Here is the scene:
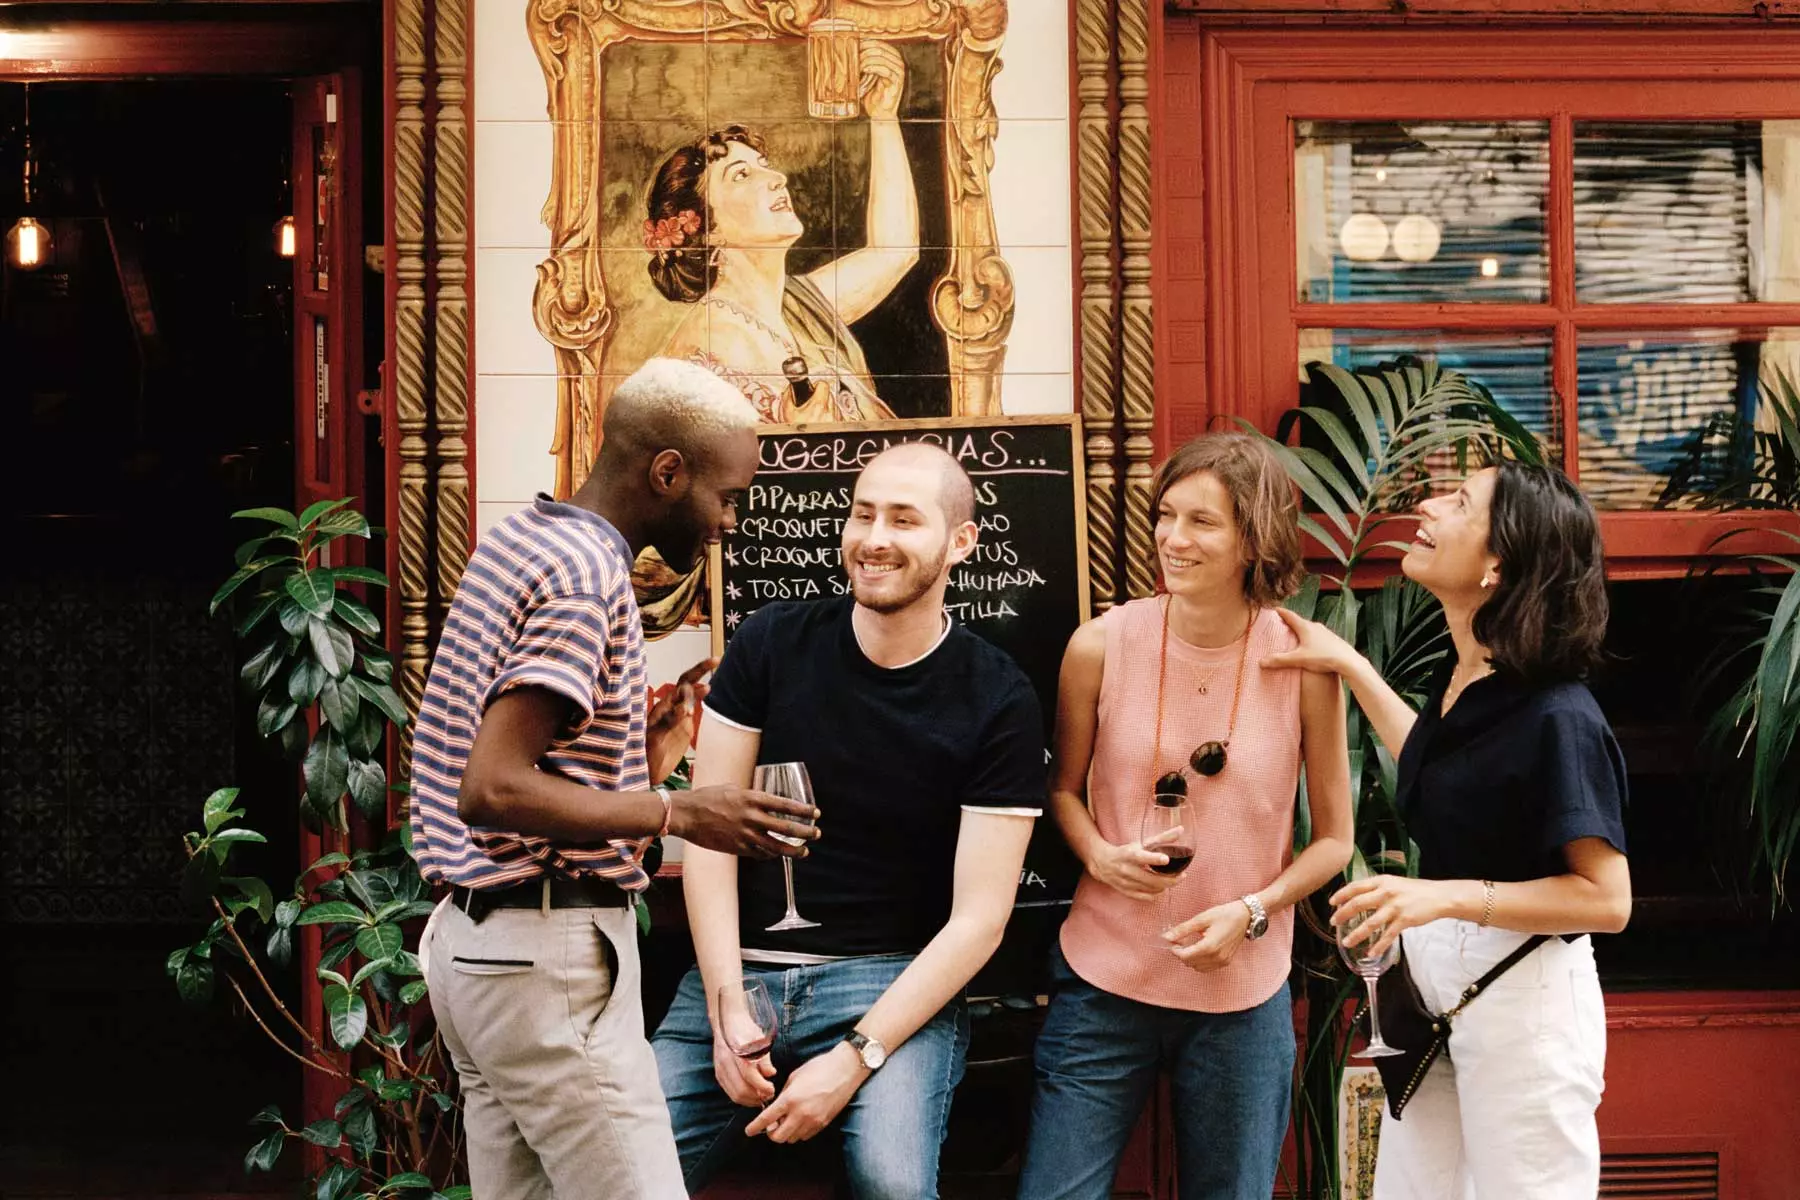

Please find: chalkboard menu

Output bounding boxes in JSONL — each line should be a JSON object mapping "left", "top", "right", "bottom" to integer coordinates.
{"left": 709, "top": 414, "right": 1089, "bottom": 996}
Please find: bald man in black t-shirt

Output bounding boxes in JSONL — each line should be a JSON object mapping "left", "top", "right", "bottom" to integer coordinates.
{"left": 651, "top": 444, "right": 1045, "bottom": 1200}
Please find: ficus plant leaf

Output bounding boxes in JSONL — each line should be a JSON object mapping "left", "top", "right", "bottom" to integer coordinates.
{"left": 176, "top": 500, "right": 459, "bottom": 1197}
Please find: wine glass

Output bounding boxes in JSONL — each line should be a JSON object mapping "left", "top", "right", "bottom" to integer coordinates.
{"left": 754, "top": 761, "right": 820, "bottom": 931}
{"left": 716, "top": 977, "right": 779, "bottom": 1062}
{"left": 1337, "top": 911, "right": 1404, "bottom": 1058}
{"left": 1142, "top": 779, "right": 1192, "bottom": 933}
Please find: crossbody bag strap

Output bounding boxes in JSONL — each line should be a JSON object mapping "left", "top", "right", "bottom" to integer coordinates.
{"left": 1440, "top": 934, "right": 1552, "bottom": 1022}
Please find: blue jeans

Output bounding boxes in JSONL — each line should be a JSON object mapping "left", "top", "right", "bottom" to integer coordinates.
{"left": 1017, "top": 946, "right": 1295, "bottom": 1200}
{"left": 651, "top": 954, "right": 969, "bottom": 1200}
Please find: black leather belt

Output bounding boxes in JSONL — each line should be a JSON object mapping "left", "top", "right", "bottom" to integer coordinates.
{"left": 452, "top": 877, "right": 630, "bottom": 923}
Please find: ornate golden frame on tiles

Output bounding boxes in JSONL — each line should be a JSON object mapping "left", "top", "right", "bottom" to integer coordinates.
{"left": 527, "top": 0, "right": 1017, "bottom": 496}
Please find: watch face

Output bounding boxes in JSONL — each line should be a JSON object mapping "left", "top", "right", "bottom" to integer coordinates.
{"left": 862, "top": 1041, "right": 888, "bottom": 1070}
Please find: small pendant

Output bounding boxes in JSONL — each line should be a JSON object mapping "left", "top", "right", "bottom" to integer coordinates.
{"left": 1198, "top": 684, "right": 1209, "bottom": 695}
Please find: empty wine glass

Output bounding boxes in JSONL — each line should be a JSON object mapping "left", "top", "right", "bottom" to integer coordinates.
{"left": 716, "top": 977, "right": 778, "bottom": 1061}
{"left": 754, "top": 761, "right": 820, "bottom": 931}
{"left": 1337, "top": 910, "right": 1404, "bottom": 1058}
{"left": 1142, "top": 781, "right": 1192, "bottom": 933}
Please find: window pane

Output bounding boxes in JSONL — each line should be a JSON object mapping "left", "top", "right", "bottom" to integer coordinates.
{"left": 1576, "top": 329, "right": 1799, "bottom": 509}
{"left": 1574, "top": 121, "right": 1800, "bottom": 304}
{"left": 1295, "top": 121, "right": 1549, "bottom": 304}
{"left": 1299, "top": 329, "right": 1560, "bottom": 467}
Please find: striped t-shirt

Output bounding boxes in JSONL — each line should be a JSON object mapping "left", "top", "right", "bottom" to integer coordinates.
{"left": 409, "top": 495, "right": 651, "bottom": 890}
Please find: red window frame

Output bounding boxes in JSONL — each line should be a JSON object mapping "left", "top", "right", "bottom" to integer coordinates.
{"left": 1167, "top": 26, "right": 1800, "bottom": 578}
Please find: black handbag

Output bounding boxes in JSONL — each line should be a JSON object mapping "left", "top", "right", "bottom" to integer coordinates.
{"left": 1371, "top": 934, "right": 1550, "bottom": 1119}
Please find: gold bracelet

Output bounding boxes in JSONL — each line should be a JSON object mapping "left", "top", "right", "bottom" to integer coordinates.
{"left": 1478, "top": 879, "right": 1496, "bottom": 928}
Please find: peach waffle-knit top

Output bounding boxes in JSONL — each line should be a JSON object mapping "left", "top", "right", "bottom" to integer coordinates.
{"left": 1060, "top": 598, "right": 1303, "bottom": 1013}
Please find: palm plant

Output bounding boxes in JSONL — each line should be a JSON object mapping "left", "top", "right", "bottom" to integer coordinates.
{"left": 1246, "top": 354, "right": 1542, "bottom": 1199}
{"left": 1680, "top": 367, "right": 1800, "bottom": 911}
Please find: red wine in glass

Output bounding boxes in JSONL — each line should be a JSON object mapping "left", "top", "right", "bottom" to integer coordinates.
{"left": 1150, "top": 845, "right": 1195, "bottom": 875}
{"left": 716, "top": 977, "right": 779, "bottom": 1061}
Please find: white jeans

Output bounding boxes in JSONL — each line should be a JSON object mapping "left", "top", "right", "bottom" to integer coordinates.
{"left": 1374, "top": 920, "right": 1606, "bottom": 1200}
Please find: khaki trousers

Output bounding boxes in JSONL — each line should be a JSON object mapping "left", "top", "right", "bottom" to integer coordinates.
{"left": 424, "top": 896, "right": 686, "bottom": 1200}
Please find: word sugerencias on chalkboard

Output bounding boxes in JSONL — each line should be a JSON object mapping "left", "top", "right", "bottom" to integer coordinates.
{"left": 719, "top": 422, "right": 1075, "bottom": 632}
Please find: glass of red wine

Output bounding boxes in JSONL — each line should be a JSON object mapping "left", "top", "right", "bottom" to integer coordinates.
{"left": 716, "top": 977, "right": 779, "bottom": 1063}
{"left": 1143, "top": 775, "right": 1193, "bottom": 933}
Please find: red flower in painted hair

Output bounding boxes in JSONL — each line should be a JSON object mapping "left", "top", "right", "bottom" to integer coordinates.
{"left": 643, "top": 209, "right": 703, "bottom": 252}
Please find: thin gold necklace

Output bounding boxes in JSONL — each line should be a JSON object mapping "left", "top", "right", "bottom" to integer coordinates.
{"left": 1153, "top": 597, "right": 1254, "bottom": 774}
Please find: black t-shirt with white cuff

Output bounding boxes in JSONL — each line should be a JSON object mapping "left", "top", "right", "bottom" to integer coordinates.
{"left": 704, "top": 596, "right": 1045, "bottom": 960}
{"left": 1397, "top": 669, "right": 1628, "bottom": 888}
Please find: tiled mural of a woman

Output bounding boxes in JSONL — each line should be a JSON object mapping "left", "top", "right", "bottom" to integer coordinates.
{"left": 529, "top": 0, "right": 1021, "bottom": 632}
{"left": 643, "top": 43, "right": 915, "bottom": 423}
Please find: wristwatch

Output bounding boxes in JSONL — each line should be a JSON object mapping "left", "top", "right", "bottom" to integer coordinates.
{"left": 842, "top": 1029, "right": 888, "bottom": 1071}
{"left": 1241, "top": 893, "right": 1270, "bottom": 941}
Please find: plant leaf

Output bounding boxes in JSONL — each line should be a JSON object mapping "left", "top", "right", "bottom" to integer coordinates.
{"left": 400, "top": 979, "right": 429, "bottom": 1005}
{"left": 305, "top": 725, "right": 351, "bottom": 808}
{"left": 334, "top": 592, "right": 382, "bottom": 637}
{"left": 343, "top": 1104, "right": 378, "bottom": 1161}
{"left": 175, "top": 956, "right": 215, "bottom": 1005}
{"left": 301, "top": 1118, "right": 344, "bottom": 1148}
{"left": 297, "top": 497, "right": 357, "bottom": 528}
{"left": 325, "top": 984, "right": 370, "bottom": 1049}
{"left": 279, "top": 597, "right": 312, "bottom": 637}
{"left": 305, "top": 851, "right": 352, "bottom": 876}
{"left": 349, "top": 675, "right": 411, "bottom": 729}
{"left": 244, "top": 1130, "right": 285, "bottom": 1173}
{"left": 296, "top": 900, "right": 368, "bottom": 927}
{"left": 356, "top": 922, "right": 404, "bottom": 963}
{"left": 235, "top": 588, "right": 288, "bottom": 639}
{"left": 316, "top": 1159, "right": 362, "bottom": 1200}
{"left": 202, "top": 787, "right": 244, "bottom": 834}
{"left": 209, "top": 559, "right": 285, "bottom": 616}
{"left": 321, "top": 676, "right": 363, "bottom": 731}
{"left": 331, "top": 565, "right": 391, "bottom": 589}
{"left": 286, "top": 568, "right": 337, "bottom": 618}
{"left": 234, "top": 506, "right": 301, "bottom": 529}
{"left": 222, "top": 875, "right": 276, "bottom": 924}
{"left": 241, "top": 637, "right": 289, "bottom": 694}
{"left": 348, "top": 758, "right": 389, "bottom": 820}
{"left": 360, "top": 647, "right": 395, "bottom": 684}
{"left": 310, "top": 618, "right": 356, "bottom": 679}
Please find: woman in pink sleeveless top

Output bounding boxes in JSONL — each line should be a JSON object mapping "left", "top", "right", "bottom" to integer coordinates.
{"left": 1017, "top": 432, "right": 1353, "bottom": 1200}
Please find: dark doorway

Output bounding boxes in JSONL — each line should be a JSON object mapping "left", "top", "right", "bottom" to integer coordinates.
{"left": 0, "top": 79, "right": 306, "bottom": 1196}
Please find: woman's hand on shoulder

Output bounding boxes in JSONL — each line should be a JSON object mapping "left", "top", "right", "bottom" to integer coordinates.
{"left": 1261, "top": 607, "right": 1359, "bottom": 677}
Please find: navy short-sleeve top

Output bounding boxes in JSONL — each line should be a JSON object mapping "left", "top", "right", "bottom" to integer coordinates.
{"left": 1397, "top": 670, "right": 1628, "bottom": 883}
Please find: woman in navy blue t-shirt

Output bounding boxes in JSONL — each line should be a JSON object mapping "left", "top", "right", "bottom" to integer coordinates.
{"left": 1265, "top": 461, "right": 1631, "bottom": 1199}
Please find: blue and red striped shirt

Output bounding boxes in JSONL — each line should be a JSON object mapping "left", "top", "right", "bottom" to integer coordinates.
{"left": 409, "top": 495, "right": 652, "bottom": 890}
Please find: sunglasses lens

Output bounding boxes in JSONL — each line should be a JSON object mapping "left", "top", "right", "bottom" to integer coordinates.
{"left": 1154, "top": 770, "right": 1188, "bottom": 800}
{"left": 1191, "top": 742, "right": 1227, "bottom": 777}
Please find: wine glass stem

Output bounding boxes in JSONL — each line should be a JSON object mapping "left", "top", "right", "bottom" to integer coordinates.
{"left": 1364, "top": 974, "right": 1385, "bottom": 1044}
{"left": 781, "top": 859, "right": 801, "bottom": 920}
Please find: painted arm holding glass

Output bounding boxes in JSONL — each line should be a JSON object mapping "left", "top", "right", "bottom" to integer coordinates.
{"left": 1261, "top": 461, "right": 1632, "bottom": 1200}
{"left": 1017, "top": 432, "right": 1353, "bottom": 1200}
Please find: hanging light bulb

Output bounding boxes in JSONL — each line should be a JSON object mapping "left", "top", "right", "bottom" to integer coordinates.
{"left": 6, "top": 84, "right": 51, "bottom": 272}
{"left": 275, "top": 214, "right": 297, "bottom": 258}
{"left": 1338, "top": 212, "right": 1390, "bottom": 262}
{"left": 1480, "top": 257, "right": 1501, "bottom": 278}
{"left": 1392, "top": 214, "right": 1443, "bottom": 264}
{"left": 6, "top": 216, "right": 49, "bottom": 270}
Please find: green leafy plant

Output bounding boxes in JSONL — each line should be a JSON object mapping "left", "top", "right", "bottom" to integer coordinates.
{"left": 169, "top": 501, "right": 466, "bottom": 1200}
{"left": 1249, "top": 355, "right": 1542, "bottom": 1199}
{"left": 1695, "top": 533, "right": 1800, "bottom": 911}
